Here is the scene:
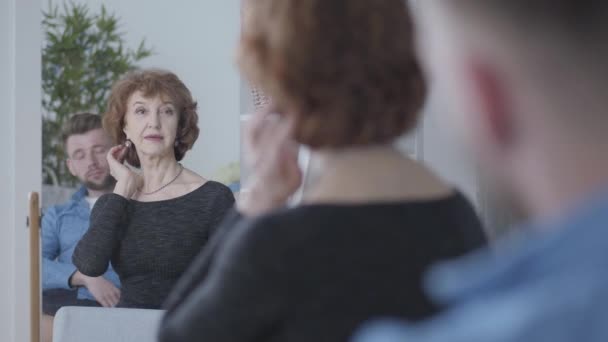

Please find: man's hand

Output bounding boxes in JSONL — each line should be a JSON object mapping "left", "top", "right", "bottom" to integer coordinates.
{"left": 71, "top": 271, "right": 121, "bottom": 307}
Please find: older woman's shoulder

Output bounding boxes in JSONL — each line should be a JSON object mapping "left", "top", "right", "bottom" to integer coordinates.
{"left": 180, "top": 167, "right": 206, "bottom": 186}
{"left": 201, "top": 181, "right": 234, "bottom": 198}
{"left": 177, "top": 167, "right": 235, "bottom": 202}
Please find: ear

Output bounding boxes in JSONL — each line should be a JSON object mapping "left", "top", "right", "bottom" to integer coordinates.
{"left": 466, "top": 60, "right": 514, "bottom": 149}
{"left": 66, "top": 158, "right": 77, "bottom": 177}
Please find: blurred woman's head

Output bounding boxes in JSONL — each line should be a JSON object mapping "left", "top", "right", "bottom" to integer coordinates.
{"left": 238, "top": 0, "right": 426, "bottom": 149}
{"left": 103, "top": 69, "right": 199, "bottom": 167}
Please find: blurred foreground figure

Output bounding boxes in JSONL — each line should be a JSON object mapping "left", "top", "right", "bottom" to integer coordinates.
{"left": 355, "top": 1, "right": 608, "bottom": 342}
{"left": 158, "top": 0, "right": 486, "bottom": 341}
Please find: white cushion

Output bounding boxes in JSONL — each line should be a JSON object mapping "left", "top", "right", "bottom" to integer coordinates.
{"left": 53, "top": 306, "right": 165, "bottom": 342}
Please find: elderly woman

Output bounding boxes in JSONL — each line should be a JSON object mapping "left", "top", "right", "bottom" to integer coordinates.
{"left": 158, "top": 1, "right": 486, "bottom": 341}
{"left": 72, "top": 69, "right": 235, "bottom": 309}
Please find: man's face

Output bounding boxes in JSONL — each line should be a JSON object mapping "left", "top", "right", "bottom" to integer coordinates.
{"left": 65, "top": 128, "right": 114, "bottom": 191}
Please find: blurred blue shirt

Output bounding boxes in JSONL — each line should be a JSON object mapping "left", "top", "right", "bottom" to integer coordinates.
{"left": 354, "top": 188, "right": 608, "bottom": 342}
{"left": 42, "top": 186, "right": 121, "bottom": 300}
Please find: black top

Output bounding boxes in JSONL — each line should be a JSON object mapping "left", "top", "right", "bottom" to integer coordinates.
{"left": 72, "top": 181, "right": 235, "bottom": 309}
{"left": 158, "top": 192, "right": 486, "bottom": 342}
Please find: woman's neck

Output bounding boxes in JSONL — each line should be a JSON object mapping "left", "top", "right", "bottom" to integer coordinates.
{"left": 138, "top": 155, "right": 182, "bottom": 193}
{"left": 313, "top": 144, "right": 400, "bottom": 166}
{"left": 301, "top": 144, "right": 450, "bottom": 204}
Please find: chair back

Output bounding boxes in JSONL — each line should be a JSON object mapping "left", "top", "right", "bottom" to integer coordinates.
{"left": 28, "top": 192, "right": 41, "bottom": 342}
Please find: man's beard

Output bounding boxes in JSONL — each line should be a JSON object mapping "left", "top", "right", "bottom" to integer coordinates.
{"left": 83, "top": 174, "right": 116, "bottom": 192}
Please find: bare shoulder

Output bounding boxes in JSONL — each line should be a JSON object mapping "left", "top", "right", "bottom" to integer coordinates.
{"left": 179, "top": 167, "right": 208, "bottom": 192}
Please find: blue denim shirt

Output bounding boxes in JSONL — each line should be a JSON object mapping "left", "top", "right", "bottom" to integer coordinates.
{"left": 354, "top": 188, "right": 608, "bottom": 342}
{"left": 42, "top": 186, "right": 121, "bottom": 300}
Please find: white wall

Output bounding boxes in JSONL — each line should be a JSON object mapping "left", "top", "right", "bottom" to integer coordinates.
{"left": 394, "top": 93, "right": 479, "bottom": 207}
{"left": 0, "top": 1, "right": 15, "bottom": 340}
{"left": 46, "top": 0, "right": 242, "bottom": 178}
{"left": 40, "top": 0, "right": 480, "bottom": 205}
{"left": 1, "top": 0, "right": 42, "bottom": 341}
{"left": 420, "top": 88, "right": 480, "bottom": 206}
{"left": 400, "top": 0, "right": 479, "bottom": 206}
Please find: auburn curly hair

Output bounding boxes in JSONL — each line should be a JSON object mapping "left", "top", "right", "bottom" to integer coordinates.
{"left": 103, "top": 69, "right": 199, "bottom": 167}
{"left": 238, "top": 0, "right": 426, "bottom": 148}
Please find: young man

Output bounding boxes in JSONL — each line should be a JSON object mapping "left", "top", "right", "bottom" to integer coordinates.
{"left": 356, "top": 1, "right": 608, "bottom": 341}
{"left": 42, "top": 113, "right": 120, "bottom": 340}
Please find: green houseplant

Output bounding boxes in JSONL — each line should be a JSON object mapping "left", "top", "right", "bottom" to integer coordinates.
{"left": 42, "top": 1, "right": 152, "bottom": 186}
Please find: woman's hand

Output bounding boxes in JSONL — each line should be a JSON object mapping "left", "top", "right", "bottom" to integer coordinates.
{"left": 238, "top": 110, "right": 303, "bottom": 216}
{"left": 70, "top": 271, "right": 121, "bottom": 307}
{"left": 107, "top": 144, "right": 142, "bottom": 199}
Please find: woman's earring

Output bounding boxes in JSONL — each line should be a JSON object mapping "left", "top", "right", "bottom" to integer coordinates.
{"left": 125, "top": 139, "right": 133, "bottom": 148}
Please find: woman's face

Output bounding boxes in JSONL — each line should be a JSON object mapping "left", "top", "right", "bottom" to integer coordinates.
{"left": 123, "top": 90, "right": 179, "bottom": 160}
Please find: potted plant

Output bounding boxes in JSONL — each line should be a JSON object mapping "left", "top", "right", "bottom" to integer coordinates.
{"left": 42, "top": 1, "right": 153, "bottom": 189}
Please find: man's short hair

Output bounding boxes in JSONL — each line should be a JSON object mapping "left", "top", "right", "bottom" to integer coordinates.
{"left": 447, "top": 1, "right": 608, "bottom": 67}
{"left": 448, "top": 1, "right": 608, "bottom": 29}
{"left": 61, "top": 112, "right": 103, "bottom": 147}
{"left": 445, "top": 1, "right": 608, "bottom": 132}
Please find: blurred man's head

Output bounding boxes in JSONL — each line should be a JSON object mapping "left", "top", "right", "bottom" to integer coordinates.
{"left": 63, "top": 113, "right": 114, "bottom": 193}
{"left": 415, "top": 1, "right": 608, "bottom": 218}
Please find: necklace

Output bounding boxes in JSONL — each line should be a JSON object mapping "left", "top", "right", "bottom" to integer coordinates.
{"left": 140, "top": 163, "right": 184, "bottom": 195}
